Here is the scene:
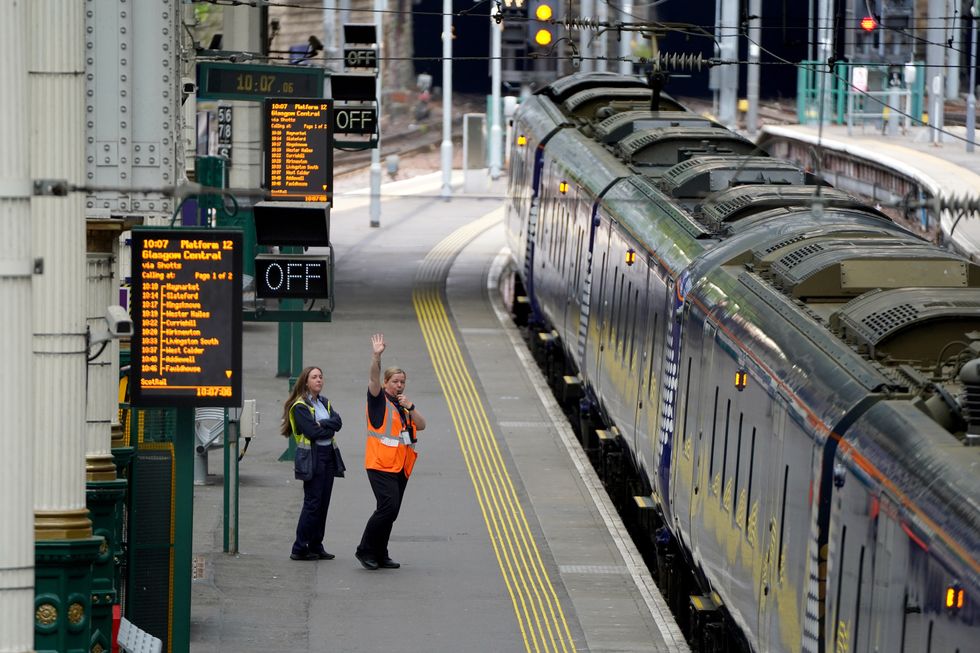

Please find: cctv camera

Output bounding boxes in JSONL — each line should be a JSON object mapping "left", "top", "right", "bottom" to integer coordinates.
{"left": 105, "top": 305, "right": 133, "bottom": 337}
{"left": 181, "top": 77, "right": 197, "bottom": 94}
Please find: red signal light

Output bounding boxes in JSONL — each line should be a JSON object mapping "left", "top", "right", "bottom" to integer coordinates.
{"left": 860, "top": 16, "right": 877, "bottom": 31}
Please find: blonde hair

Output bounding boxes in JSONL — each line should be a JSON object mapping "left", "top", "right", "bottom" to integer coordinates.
{"left": 280, "top": 366, "right": 322, "bottom": 437}
{"left": 383, "top": 367, "right": 406, "bottom": 384}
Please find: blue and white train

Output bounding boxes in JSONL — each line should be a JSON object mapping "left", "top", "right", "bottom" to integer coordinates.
{"left": 504, "top": 71, "right": 979, "bottom": 652}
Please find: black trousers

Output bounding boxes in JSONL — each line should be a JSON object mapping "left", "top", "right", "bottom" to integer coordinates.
{"left": 292, "top": 444, "right": 336, "bottom": 555}
{"left": 356, "top": 468, "right": 409, "bottom": 560}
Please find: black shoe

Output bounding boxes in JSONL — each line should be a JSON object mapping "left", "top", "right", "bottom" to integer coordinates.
{"left": 355, "top": 551, "right": 379, "bottom": 570}
{"left": 379, "top": 558, "right": 400, "bottom": 569}
{"left": 290, "top": 551, "right": 319, "bottom": 561}
{"left": 314, "top": 550, "right": 335, "bottom": 560}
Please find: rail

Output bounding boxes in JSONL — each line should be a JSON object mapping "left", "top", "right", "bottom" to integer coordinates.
{"left": 846, "top": 87, "right": 912, "bottom": 136}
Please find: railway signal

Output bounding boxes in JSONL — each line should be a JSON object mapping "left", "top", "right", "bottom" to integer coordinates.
{"left": 528, "top": 0, "right": 556, "bottom": 49}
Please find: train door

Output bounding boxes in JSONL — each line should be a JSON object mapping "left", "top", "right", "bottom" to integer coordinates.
{"left": 867, "top": 510, "right": 905, "bottom": 652}
{"left": 561, "top": 192, "right": 587, "bottom": 348}
{"left": 589, "top": 217, "right": 612, "bottom": 395}
{"left": 633, "top": 265, "right": 667, "bottom": 484}
{"left": 682, "top": 320, "right": 715, "bottom": 560}
{"left": 622, "top": 248, "right": 649, "bottom": 458}
{"left": 757, "top": 402, "right": 786, "bottom": 652}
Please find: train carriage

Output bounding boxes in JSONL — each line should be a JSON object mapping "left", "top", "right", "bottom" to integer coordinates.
{"left": 505, "top": 72, "right": 980, "bottom": 652}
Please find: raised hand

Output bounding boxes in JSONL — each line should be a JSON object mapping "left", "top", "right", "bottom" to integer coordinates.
{"left": 371, "top": 333, "right": 386, "bottom": 356}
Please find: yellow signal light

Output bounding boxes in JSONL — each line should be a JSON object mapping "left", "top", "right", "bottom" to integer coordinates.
{"left": 958, "top": 588, "right": 965, "bottom": 609}
{"left": 517, "top": 134, "right": 527, "bottom": 146}
{"left": 535, "top": 28, "right": 553, "bottom": 47}
{"left": 947, "top": 587, "right": 956, "bottom": 608}
{"left": 558, "top": 180, "right": 568, "bottom": 194}
{"left": 535, "top": 4, "right": 553, "bottom": 20}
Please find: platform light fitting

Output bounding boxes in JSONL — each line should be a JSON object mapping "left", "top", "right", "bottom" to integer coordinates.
{"left": 625, "top": 249, "right": 636, "bottom": 266}
{"left": 517, "top": 134, "right": 527, "bottom": 146}
{"left": 559, "top": 180, "right": 568, "bottom": 194}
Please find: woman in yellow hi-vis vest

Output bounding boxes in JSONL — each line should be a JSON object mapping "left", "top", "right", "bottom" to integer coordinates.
{"left": 355, "top": 333, "right": 426, "bottom": 570}
{"left": 281, "top": 366, "right": 344, "bottom": 561}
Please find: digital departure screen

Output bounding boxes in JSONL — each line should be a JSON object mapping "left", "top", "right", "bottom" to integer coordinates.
{"left": 130, "top": 229, "right": 243, "bottom": 407}
{"left": 263, "top": 98, "right": 333, "bottom": 203}
{"left": 197, "top": 62, "right": 323, "bottom": 101}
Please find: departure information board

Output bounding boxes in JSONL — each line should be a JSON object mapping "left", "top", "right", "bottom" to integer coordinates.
{"left": 263, "top": 98, "right": 333, "bottom": 203}
{"left": 130, "top": 229, "right": 243, "bottom": 407}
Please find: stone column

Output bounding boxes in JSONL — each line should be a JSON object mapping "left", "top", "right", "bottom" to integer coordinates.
{"left": 0, "top": 0, "right": 36, "bottom": 649}
{"left": 85, "top": 223, "right": 129, "bottom": 653}
{"left": 30, "top": 0, "right": 103, "bottom": 649}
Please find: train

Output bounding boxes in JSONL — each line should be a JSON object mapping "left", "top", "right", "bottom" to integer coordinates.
{"left": 503, "top": 71, "right": 980, "bottom": 652}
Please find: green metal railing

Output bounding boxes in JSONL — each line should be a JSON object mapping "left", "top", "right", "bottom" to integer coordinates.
{"left": 797, "top": 60, "right": 925, "bottom": 126}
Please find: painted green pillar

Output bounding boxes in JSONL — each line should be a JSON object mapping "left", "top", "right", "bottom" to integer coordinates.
{"left": 86, "top": 479, "right": 127, "bottom": 653}
{"left": 34, "top": 537, "right": 103, "bottom": 653}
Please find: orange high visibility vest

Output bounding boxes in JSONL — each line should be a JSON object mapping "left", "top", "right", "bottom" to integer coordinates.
{"left": 364, "top": 394, "right": 417, "bottom": 477}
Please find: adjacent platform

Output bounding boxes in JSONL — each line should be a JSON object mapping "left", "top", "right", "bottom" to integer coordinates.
{"left": 189, "top": 172, "right": 686, "bottom": 652}
{"left": 759, "top": 123, "right": 980, "bottom": 259}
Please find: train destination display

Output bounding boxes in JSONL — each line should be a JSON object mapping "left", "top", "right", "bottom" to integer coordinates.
{"left": 264, "top": 99, "right": 333, "bottom": 203}
{"left": 130, "top": 230, "right": 243, "bottom": 407}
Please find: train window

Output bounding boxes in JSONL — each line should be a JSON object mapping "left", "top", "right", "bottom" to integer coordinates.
{"left": 778, "top": 464, "right": 789, "bottom": 579}
{"left": 596, "top": 251, "right": 608, "bottom": 341}
{"left": 681, "top": 356, "right": 692, "bottom": 444}
{"left": 622, "top": 280, "right": 633, "bottom": 359}
{"left": 720, "top": 400, "right": 732, "bottom": 509}
{"left": 617, "top": 273, "right": 626, "bottom": 351}
{"left": 561, "top": 208, "right": 569, "bottom": 274}
{"left": 647, "top": 312, "right": 659, "bottom": 398}
{"left": 853, "top": 545, "right": 866, "bottom": 650}
{"left": 733, "top": 413, "right": 744, "bottom": 525}
{"left": 745, "top": 427, "right": 757, "bottom": 534}
{"left": 630, "top": 287, "right": 639, "bottom": 368}
{"left": 563, "top": 208, "right": 571, "bottom": 275}
{"left": 608, "top": 268, "right": 619, "bottom": 344}
{"left": 708, "top": 387, "right": 720, "bottom": 482}
{"left": 833, "top": 526, "right": 848, "bottom": 653}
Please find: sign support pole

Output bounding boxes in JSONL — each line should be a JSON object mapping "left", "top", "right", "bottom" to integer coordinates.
{"left": 490, "top": 16, "right": 502, "bottom": 179}
{"left": 370, "top": 0, "right": 385, "bottom": 227}
{"left": 172, "top": 407, "right": 195, "bottom": 653}
{"left": 441, "top": 0, "right": 453, "bottom": 199}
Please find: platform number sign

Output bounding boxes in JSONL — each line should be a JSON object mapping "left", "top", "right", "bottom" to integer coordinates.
{"left": 216, "top": 105, "right": 233, "bottom": 159}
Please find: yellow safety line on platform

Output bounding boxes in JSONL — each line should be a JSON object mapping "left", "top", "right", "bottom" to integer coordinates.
{"left": 412, "top": 209, "right": 576, "bottom": 653}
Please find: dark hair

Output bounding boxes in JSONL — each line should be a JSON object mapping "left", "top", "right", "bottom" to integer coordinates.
{"left": 280, "top": 366, "right": 322, "bottom": 437}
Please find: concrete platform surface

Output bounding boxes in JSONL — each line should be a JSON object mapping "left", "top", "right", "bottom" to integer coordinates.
{"left": 188, "top": 172, "right": 685, "bottom": 652}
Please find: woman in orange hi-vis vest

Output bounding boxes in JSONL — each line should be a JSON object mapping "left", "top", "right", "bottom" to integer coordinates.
{"left": 355, "top": 333, "right": 427, "bottom": 570}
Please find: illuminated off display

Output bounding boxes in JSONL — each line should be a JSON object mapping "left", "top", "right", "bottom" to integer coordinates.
{"left": 130, "top": 229, "right": 243, "bottom": 407}
{"left": 255, "top": 255, "right": 330, "bottom": 299}
{"left": 263, "top": 98, "right": 333, "bottom": 203}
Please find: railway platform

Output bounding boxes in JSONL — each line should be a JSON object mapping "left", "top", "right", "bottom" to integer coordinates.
{"left": 757, "top": 122, "right": 980, "bottom": 258}
{"left": 188, "top": 172, "right": 686, "bottom": 652}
